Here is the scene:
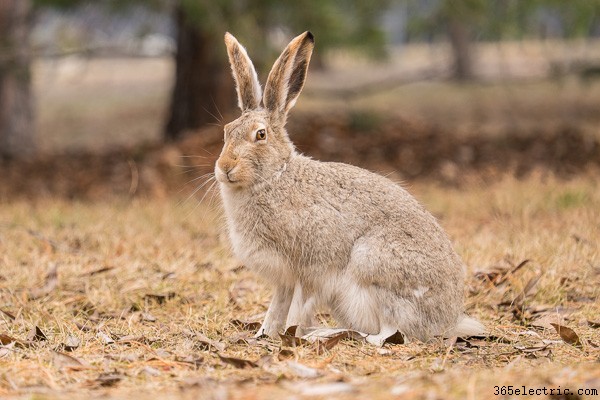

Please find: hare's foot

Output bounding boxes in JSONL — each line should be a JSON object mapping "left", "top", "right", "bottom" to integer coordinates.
{"left": 285, "top": 283, "right": 316, "bottom": 336}
{"left": 255, "top": 285, "right": 293, "bottom": 338}
{"left": 365, "top": 325, "right": 402, "bottom": 347}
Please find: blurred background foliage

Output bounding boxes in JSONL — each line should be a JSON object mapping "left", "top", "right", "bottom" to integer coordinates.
{"left": 1, "top": 0, "right": 600, "bottom": 158}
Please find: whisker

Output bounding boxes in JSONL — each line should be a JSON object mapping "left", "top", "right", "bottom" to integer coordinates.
{"left": 202, "top": 106, "right": 223, "bottom": 125}
{"left": 198, "top": 147, "right": 214, "bottom": 156}
{"left": 186, "top": 179, "right": 218, "bottom": 220}
{"left": 177, "top": 175, "right": 215, "bottom": 207}
{"left": 210, "top": 96, "right": 224, "bottom": 122}
{"left": 180, "top": 173, "right": 215, "bottom": 189}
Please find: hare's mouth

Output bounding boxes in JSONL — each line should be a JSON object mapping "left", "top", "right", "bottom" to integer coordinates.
{"left": 215, "top": 166, "right": 241, "bottom": 185}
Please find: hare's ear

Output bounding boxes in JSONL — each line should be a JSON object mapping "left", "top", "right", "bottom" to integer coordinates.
{"left": 224, "top": 32, "right": 262, "bottom": 111}
{"left": 263, "top": 31, "right": 314, "bottom": 116}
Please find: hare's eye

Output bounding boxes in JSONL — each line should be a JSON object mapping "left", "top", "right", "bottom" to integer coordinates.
{"left": 255, "top": 129, "right": 267, "bottom": 141}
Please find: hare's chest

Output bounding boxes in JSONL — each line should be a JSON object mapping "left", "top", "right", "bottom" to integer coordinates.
{"left": 227, "top": 223, "right": 294, "bottom": 285}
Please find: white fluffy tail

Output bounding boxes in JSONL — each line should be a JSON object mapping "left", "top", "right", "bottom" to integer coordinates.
{"left": 447, "top": 315, "right": 487, "bottom": 338}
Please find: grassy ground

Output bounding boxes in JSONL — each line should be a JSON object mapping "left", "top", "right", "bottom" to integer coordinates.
{"left": 1, "top": 171, "right": 599, "bottom": 399}
{"left": 6, "top": 40, "right": 599, "bottom": 399}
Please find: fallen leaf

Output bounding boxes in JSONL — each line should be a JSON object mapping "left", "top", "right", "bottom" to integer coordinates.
{"left": 302, "top": 328, "right": 367, "bottom": 343}
{"left": 227, "top": 332, "right": 257, "bottom": 345}
{"left": 291, "top": 382, "right": 354, "bottom": 396}
{"left": 141, "top": 312, "right": 156, "bottom": 322}
{"left": 475, "top": 259, "right": 530, "bottom": 287}
{"left": 218, "top": 354, "right": 258, "bottom": 369}
{"left": 0, "top": 333, "right": 30, "bottom": 348}
{"left": 0, "top": 309, "right": 16, "bottom": 321}
{"left": 144, "top": 293, "right": 176, "bottom": 305}
{"left": 79, "top": 266, "right": 115, "bottom": 277}
{"left": 511, "top": 274, "right": 542, "bottom": 305}
{"left": 280, "top": 330, "right": 309, "bottom": 347}
{"left": 97, "top": 331, "right": 115, "bottom": 345}
{"left": 27, "top": 326, "right": 47, "bottom": 342}
{"left": 28, "top": 264, "right": 58, "bottom": 300}
{"left": 189, "top": 331, "right": 226, "bottom": 352}
{"left": 175, "top": 355, "right": 203, "bottom": 368}
{"left": 286, "top": 361, "right": 321, "bottom": 378}
{"left": 530, "top": 315, "right": 565, "bottom": 330}
{"left": 278, "top": 349, "right": 295, "bottom": 361}
{"left": 514, "top": 343, "right": 551, "bottom": 353}
{"left": 384, "top": 330, "right": 405, "bottom": 345}
{"left": 588, "top": 320, "right": 600, "bottom": 329}
{"left": 95, "top": 373, "right": 122, "bottom": 387}
{"left": 74, "top": 322, "right": 93, "bottom": 332}
{"left": 230, "top": 319, "right": 262, "bottom": 331}
{"left": 313, "top": 331, "right": 348, "bottom": 355}
{"left": 140, "top": 366, "right": 162, "bottom": 376}
{"left": 52, "top": 351, "right": 88, "bottom": 370}
{"left": 550, "top": 323, "right": 583, "bottom": 348}
{"left": 61, "top": 335, "right": 81, "bottom": 351}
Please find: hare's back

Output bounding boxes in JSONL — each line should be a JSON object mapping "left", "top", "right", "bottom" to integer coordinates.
{"left": 304, "top": 158, "right": 462, "bottom": 265}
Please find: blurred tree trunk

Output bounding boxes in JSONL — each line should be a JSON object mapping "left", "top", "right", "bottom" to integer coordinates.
{"left": 164, "top": 4, "right": 236, "bottom": 141}
{"left": 0, "top": 0, "right": 35, "bottom": 158}
{"left": 447, "top": 18, "right": 474, "bottom": 81}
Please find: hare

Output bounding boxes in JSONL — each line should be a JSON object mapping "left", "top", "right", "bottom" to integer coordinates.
{"left": 215, "top": 31, "right": 485, "bottom": 345}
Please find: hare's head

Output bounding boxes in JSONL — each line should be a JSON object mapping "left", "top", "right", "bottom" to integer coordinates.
{"left": 215, "top": 31, "right": 314, "bottom": 189}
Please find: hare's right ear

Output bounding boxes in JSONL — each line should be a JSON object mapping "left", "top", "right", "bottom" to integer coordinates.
{"left": 224, "top": 32, "right": 262, "bottom": 111}
{"left": 263, "top": 31, "right": 314, "bottom": 117}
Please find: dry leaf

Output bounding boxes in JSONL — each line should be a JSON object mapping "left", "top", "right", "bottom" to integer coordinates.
{"left": 52, "top": 351, "right": 88, "bottom": 370}
{"left": 140, "top": 366, "right": 162, "bottom": 376}
{"left": 61, "top": 335, "right": 81, "bottom": 352}
{"left": 286, "top": 361, "right": 321, "bottom": 378}
{"left": 279, "top": 326, "right": 304, "bottom": 346}
{"left": 79, "top": 266, "right": 115, "bottom": 276}
{"left": 0, "top": 309, "right": 16, "bottom": 321}
{"left": 175, "top": 355, "right": 204, "bottom": 368}
{"left": 144, "top": 292, "right": 176, "bottom": 305}
{"left": 292, "top": 382, "right": 354, "bottom": 396}
{"left": 0, "top": 346, "right": 11, "bottom": 358}
{"left": 0, "top": 333, "right": 29, "bottom": 348}
{"left": 278, "top": 349, "right": 294, "bottom": 361}
{"left": 97, "top": 331, "right": 115, "bottom": 345}
{"left": 313, "top": 331, "right": 348, "bottom": 355}
{"left": 190, "top": 331, "right": 226, "bottom": 352}
{"left": 141, "top": 312, "right": 157, "bottom": 322}
{"left": 511, "top": 274, "right": 542, "bottom": 305}
{"left": 475, "top": 259, "right": 530, "bottom": 287}
{"left": 302, "top": 328, "right": 367, "bottom": 343}
{"left": 588, "top": 320, "right": 600, "bottom": 329}
{"left": 95, "top": 373, "right": 122, "bottom": 387}
{"left": 383, "top": 330, "right": 405, "bottom": 345}
{"left": 218, "top": 354, "right": 258, "bottom": 369}
{"left": 230, "top": 319, "right": 262, "bottom": 331}
{"left": 27, "top": 325, "right": 47, "bottom": 342}
{"left": 550, "top": 323, "right": 583, "bottom": 348}
{"left": 28, "top": 264, "right": 58, "bottom": 300}
{"left": 530, "top": 315, "right": 564, "bottom": 330}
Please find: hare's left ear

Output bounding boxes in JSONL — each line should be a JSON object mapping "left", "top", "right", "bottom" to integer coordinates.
{"left": 225, "top": 32, "right": 262, "bottom": 111}
{"left": 263, "top": 31, "right": 314, "bottom": 117}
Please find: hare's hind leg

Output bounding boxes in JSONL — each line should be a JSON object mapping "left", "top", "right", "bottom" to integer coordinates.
{"left": 256, "top": 285, "right": 293, "bottom": 338}
{"left": 286, "top": 282, "right": 316, "bottom": 336}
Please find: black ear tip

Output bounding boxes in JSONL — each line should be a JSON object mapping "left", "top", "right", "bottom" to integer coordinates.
{"left": 305, "top": 31, "right": 314, "bottom": 43}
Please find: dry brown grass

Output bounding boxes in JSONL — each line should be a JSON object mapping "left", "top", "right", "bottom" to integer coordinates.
{"left": 1, "top": 171, "right": 599, "bottom": 399}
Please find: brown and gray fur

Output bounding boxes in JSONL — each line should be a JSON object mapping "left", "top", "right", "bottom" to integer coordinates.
{"left": 216, "top": 32, "right": 485, "bottom": 344}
